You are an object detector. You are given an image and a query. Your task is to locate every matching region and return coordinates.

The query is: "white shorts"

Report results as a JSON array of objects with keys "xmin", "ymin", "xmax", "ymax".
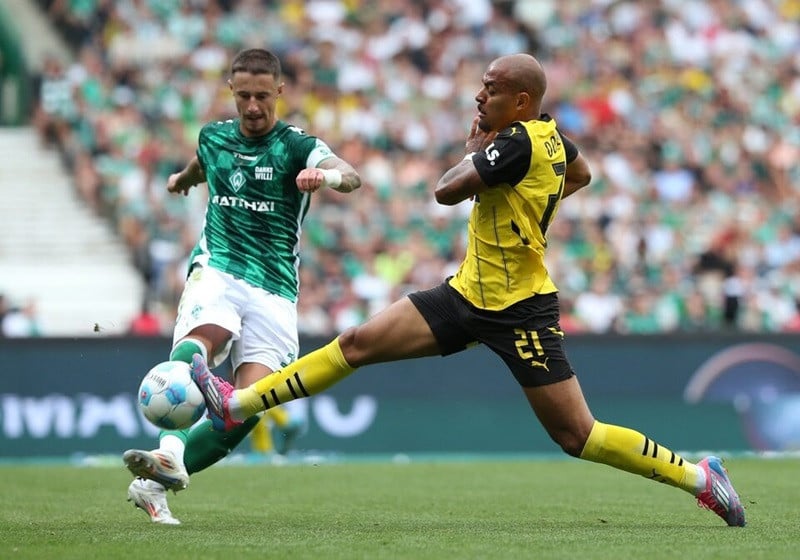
[{"xmin": 173, "ymin": 265, "xmax": 299, "ymax": 371}]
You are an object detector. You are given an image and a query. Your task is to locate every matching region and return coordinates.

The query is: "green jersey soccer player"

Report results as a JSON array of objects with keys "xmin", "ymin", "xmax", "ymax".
[{"xmin": 124, "ymin": 48, "xmax": 360, "ymax": 524}]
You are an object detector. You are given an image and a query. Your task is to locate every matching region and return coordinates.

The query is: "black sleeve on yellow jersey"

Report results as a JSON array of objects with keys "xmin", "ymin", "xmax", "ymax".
[
  {"xmin": 472, "ymin": 125, "xmax": 532, "ymax": 188},
  {"xmin": 559, "ymin": 130, "xmax": 579, "ymax": 164}
]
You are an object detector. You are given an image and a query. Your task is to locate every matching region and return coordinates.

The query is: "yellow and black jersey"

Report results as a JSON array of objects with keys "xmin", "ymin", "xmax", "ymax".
[{"xmin": 448, "ymin": 115, "xmax": 578, "ymax": 310}]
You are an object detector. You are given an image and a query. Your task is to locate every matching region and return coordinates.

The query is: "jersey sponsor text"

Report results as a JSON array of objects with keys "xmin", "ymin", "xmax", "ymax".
[{"xmin": 211, "ymin": 195, "xmax": 276, "ymax": 212}]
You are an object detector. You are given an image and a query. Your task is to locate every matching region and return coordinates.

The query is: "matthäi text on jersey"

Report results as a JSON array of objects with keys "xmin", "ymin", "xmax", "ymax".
[{"xmin": 211, "ymin": 195, "xmax": 276, "ymax": 212}]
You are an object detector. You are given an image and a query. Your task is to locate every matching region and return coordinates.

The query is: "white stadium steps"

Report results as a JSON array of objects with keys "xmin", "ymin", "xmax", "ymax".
[
  {"xmin": 3, "ymin": 0, "xmax": 72, "ymax": 71},
  {"xmin": 0, "ymin": 127, "xmax": 145, "ymax": 336}
]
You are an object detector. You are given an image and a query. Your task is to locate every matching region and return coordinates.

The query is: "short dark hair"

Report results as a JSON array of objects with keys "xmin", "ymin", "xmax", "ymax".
[{"xmin": 230, "ymin": 48, "xmax": 281, "ymax": 78}]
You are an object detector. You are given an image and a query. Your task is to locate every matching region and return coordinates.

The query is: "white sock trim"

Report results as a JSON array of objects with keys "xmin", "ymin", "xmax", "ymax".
[
  {"xmin": 693, "ymin": 464, "xmax": 708, "ymax": 496},
  {"xmin": 159, "ymin": 434, "xmax": 186, "ymax": 465}
]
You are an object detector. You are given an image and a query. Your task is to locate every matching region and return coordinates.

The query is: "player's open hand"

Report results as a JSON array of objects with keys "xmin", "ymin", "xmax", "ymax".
[{"xmin": 167, "ymin": 172, "xmax": 193, "ymax": 196}]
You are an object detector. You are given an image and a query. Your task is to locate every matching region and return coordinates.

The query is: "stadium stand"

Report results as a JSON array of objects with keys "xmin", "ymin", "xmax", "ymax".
[
  {"xmin": 0, "ymin": 128, "xmax": 145, "ymax": 336},
  {"xmin": 11, "ymin": 0, "xmax": 800, "ymax": 336},
  {"xmin": 2, "ymin": 0, "xmax": 68, "ymax": 75}
]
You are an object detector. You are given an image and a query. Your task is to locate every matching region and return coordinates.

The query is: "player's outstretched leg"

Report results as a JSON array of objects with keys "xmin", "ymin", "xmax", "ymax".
[
  {"xmin": 695, "ymin": 456, "xmax": 746, "ymax": 527},
  {"xmin": 190, "ymin": 353, "xmax": 241, "ymax": 431},
  {"xmin": 123, "ymin": 448, "xmax": 189, "ymax": 491},
  {"xmin": 127, "ymin": 478, "xmax": 181, "ymax": 525}
]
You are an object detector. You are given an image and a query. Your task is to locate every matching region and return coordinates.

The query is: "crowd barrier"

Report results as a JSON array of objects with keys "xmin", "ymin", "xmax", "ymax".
[{"xmin": 2, "ymin": 333, "xmax": 799, "ymax": 458}]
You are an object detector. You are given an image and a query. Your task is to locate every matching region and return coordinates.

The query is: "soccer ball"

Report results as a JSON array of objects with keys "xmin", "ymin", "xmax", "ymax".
[{"xmin": 138, "ymin": 361, "xmax": 206, "ymax": 430}]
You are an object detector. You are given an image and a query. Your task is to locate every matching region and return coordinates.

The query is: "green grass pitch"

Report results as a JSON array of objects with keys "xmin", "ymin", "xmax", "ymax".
[{"xmin": 1, "ymin": 456, "xmax": 796, "ymax": 559}]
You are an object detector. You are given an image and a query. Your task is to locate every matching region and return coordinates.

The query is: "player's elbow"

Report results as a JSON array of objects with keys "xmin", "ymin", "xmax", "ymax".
[
  {"xmin": 566, "ymin": 155, "xmax": 592, "ymax": 188},
  {"xmin": 341, "ymin": 170, "xmax": 362, "ymax": 193},
  {"xmin": 575, "ymin": 168, "xmax": 591, "ymax": 188},
  {"xmin": 434, "ymin": 184, "xmax": 461, "ymax": 206},
  {"xmin": 568, "ymin": 165, "xmax": 591, "ymax": 188},
  {"xmin": 435, "ymin": 176, "xmax": 476, "ymax": 205}
]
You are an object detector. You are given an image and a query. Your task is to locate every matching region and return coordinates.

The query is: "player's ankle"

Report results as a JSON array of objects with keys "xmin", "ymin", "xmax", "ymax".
[{"xmin": 229, "ymin": 390, "xmax": 246, "ymax": 422}]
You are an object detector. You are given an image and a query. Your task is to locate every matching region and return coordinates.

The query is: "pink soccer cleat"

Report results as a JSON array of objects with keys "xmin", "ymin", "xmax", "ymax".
[
  {"xmin": 189, "ymin": 353, "xmax": 242, "ymax": 431},
  {"xmin": 696, "ymin": 456, "xmax": 746, "ymax": 527}
]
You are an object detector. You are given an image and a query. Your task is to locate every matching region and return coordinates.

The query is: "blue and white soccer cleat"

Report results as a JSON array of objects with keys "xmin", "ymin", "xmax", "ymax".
[
  {"xmin": 123, "ymin": 448, "xmax": 189, "ymax": 492},
  {"xmin": 190, "ymin": 353, "xmax": 241, "ymax": 431},
  {"xmin": 696, "ymin": 456, "xmax": 746, "ymax": 527}
]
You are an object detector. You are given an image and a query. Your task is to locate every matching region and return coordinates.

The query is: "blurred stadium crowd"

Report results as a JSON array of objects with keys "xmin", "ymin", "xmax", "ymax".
[{"xmin": 27, "ymin": 0, "xmax": 800, "ymax": 337}]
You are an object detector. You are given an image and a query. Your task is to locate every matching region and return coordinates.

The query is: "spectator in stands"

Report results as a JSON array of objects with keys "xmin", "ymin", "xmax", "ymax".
[
  {"xmin": 573, "ymin": 273, "xmax": 623, "ymax": 334},
  {"xmin": 31, "ymin": 54, "xmax": 73, "ymax": 150},
  {"xmin": 782, "ymin": 298, "xmax": 800, "ymax": 333},
  {"xmin": 1, "ymin": 298, "xmax": 42, "ymax": 338},
  {"xmin": 127, "ymin": 299, "xmax": 163, "ymax": 337}
]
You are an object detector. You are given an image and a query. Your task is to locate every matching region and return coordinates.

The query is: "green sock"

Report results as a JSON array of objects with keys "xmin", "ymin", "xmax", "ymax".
[
  {"xmin": 158, "ymin": 429, "xmax": 189, "ymax": 445},
  {"xmin": 170, "ymin": 338, "xmax": 207, "ymax": 363},
  {"xmin": 183, "ymin": 416, "xmax": 261, "ymax": 474}
]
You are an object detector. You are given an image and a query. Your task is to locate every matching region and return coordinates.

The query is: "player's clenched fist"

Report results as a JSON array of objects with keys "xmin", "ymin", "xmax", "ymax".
[
  {"xmin": 296, "ymin": 168, "xmax": 342, "ymax": 192},
  {"xmin": 296, "ymin": 168, "xmax": 325, "ymax": 192}
]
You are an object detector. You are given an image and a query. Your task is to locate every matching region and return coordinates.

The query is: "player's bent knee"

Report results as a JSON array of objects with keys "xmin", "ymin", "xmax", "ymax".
[
  {"xmin": 548, "ymin": 430, "xmax": 589, "ymax": 458},
  {"xmin": 337, "ymin": 328, "xmax": 367, "ymax": 367}
]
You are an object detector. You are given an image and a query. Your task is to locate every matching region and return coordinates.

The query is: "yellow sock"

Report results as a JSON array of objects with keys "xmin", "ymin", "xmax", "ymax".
[
  {"xmin": 579, "ymin": 421, "xmax": 701, "ymax": 494},
  {"xmin": 250, "ymin": 414, "xmax": 273, "ymax": 453},
  {"xmin": 235, "ymin": 338, "xmax": 355, "ymax": 419},
  {"xmin": 265, "ymin": 406, "xmax": 290, "ymax": 428}
]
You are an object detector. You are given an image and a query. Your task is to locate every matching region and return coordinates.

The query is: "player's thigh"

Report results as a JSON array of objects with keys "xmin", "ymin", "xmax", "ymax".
[
  {"xmin": 341, "ymin": 296, "xmax": 440, "ymax": 367},
  {"xmin": 173, "ymin": 266, "xmax": 242, "ymax": 366},
  {"xmin": 235, "ymin": 362, "xmax": 274, "ymax": 388},
  {"xmin": 232, "ymin": 288, "xmax": 299, "ymax": 376}
]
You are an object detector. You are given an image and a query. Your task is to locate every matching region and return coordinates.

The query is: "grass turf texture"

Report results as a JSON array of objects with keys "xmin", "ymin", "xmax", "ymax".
[{"xmin": 0, "ymin": 457, "xmax": 795, "ymax": 560}]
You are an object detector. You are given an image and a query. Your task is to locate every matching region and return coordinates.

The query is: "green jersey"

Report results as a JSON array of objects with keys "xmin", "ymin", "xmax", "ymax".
[{"xmin": 189, "ymin": 119, "xmax": 334, "ymax": 302}]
